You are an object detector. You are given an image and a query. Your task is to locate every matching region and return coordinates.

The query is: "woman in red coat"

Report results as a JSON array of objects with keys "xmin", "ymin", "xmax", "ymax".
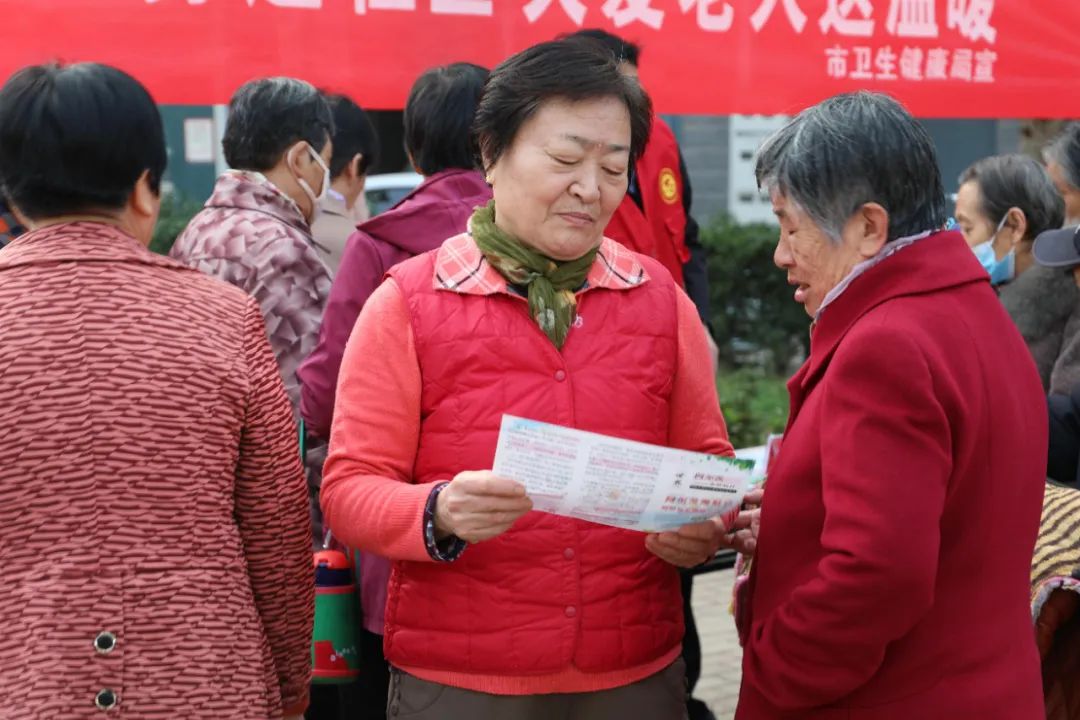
[
  {"xmin": 0, "ymin": 63, "xmax": 313, "ymax": 718},
  {"xmin": 735, "ymin": 92, "xmax": 1047, "ymax": 719}
]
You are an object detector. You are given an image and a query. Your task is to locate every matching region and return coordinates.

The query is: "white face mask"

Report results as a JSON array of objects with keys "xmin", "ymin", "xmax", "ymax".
[{"xmin": 295, "ymin": 143, "xmax": 330, "ymax": 215}]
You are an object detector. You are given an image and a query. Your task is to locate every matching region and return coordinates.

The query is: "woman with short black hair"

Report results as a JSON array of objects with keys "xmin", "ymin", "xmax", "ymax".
[
  {"xmin": 404, "ymin": 62, "xmax": 489, "ymax": 175},
  {"xmin": 320, "ymin": 38, "xmax": 739, "ymax": 720},
  {"xmin": 0, "ymin": 62, "xmax": 313, "ymax": 719}
]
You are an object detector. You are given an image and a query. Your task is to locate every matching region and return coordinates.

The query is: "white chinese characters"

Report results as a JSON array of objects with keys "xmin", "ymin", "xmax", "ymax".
[
  {"xmin": 680, "ymin": 0, "xmax": 733, "ymax": 31},
  {"xmin": 820, "ymin": 0, "xmax": 875, "ymax": 38},
  {"xmin": 817, "ymin": 0, "xmax": 999, "ymax": 85},
  {"xmin": 886, "ymin": 0, "xmax": 938, "ymax": 38},
  {"xmin": 948, "ymin": 0, "xmax": 997, "ymax": 43},
  {"xmin": 601, "ymin": 0, "xmax": 665, "ymax": 29},
  {"xmin": 750, "ymin": 0, "xmax": 809, "ymax": 33},
  {"xmin": 522, "ymin": 0, "xmax": 589, "ymax": 24},
  {"xmin": 431, "ymin": 0, "xmax": 492, "ymax": 15},
  {"xmin": 825, "ymin": 44, "xmax": 996, "ymax": 83}
]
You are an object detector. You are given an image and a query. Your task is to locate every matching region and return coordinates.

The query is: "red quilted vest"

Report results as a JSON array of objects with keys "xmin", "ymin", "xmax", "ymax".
[
  {"xmin": 383, "ymin": 244, "xmax": 684, "ymax": 676},
  {"xmin": 604, "ymin": 116, "xmax": 689, "ymax": 286}
]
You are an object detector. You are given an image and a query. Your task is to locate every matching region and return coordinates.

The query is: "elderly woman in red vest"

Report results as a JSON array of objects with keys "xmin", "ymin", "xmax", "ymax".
[{"xmin": 321, "ymin": 37, "xmax": 740, "ymax": 720}]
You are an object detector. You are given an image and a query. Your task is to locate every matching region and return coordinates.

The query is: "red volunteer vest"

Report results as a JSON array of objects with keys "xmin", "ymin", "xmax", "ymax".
[
  {"xmin": 383, "ymin": 245, "xmax": 684, "ymax": 676},
  {"xmin": 604, "ymin": 117, "xmax": 689, "ymax": 286}
]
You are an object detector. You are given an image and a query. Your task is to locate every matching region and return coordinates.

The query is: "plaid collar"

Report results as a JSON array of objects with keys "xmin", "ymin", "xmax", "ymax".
[{"xmin": 432, "ymin": 232, "xmax": 649, "ymax": 296}]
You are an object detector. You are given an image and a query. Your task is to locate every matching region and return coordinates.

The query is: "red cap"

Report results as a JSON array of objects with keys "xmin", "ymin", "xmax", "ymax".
[{"xmin": 313, "ymin": 549, "xmax": 350, "ymax": 570}]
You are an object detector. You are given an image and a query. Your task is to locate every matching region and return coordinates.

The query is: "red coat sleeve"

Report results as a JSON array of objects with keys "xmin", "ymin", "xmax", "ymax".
[
  {"xmin": 298, "ymin": 231, "xmax": 386, "ymax": 439},
  {"xmin": 744, "ymin": 323, "xmax": 951, "ymax": 709},
  {"xmin": 234, "ymin": 298, "xmax": 314, "ymax": 716}
]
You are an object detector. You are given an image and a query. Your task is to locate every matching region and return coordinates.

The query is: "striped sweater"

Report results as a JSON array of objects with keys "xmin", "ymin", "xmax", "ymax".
[{"xmin": 1031, "ymin": 482, "xmax": 1080, "ymax": 720}]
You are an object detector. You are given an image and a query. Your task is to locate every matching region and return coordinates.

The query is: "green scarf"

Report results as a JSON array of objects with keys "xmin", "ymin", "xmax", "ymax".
[{"xmin": 470, "ymin": 201, "xmax": 597, "ymax": 349}]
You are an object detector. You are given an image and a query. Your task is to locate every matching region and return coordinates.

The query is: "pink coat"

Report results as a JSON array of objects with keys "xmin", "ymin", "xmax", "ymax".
[{"xmin": 0, "ymin": 223, "xmax": 314, "ymax": 718}]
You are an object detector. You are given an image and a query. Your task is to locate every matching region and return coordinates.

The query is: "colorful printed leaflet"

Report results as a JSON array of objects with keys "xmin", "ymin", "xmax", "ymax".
[{"xmin": 492, "ymin": 415, "xmax": 752, "ymax": 533}]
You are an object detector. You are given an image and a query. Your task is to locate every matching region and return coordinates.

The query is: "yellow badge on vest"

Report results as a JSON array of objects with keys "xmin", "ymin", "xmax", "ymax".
[{"xmin": 659, "ymin": 168, "xmax": 679, "ymax": 205}]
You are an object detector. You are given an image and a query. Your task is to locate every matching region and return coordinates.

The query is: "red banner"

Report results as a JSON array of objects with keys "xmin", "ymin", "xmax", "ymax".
[{"xmin": 6, "ymin": 0, "xmax": 1079, "ymax": 118}]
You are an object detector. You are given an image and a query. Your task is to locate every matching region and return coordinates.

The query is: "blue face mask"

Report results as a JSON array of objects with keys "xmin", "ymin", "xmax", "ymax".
[{"xmin": 972, "ymin": 215, "xmax": 1015, "ymax": 285}]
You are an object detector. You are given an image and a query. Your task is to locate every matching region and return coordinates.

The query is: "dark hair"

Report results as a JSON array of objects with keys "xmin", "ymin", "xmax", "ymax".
[
  {"xmin": 404, "ymin": 63, "xmax": 488, "ymax": 176},
  {"xmin": 0, "ymin": 63, "xmax": 167, "ymax": 220},
  {"xmin": 223, "ymin": 77, "xmax": 333, "ymax": 172},
  {"xmin": 324, "ymin": 93, "xmax": 379, "ymax": 178},
  {"xmin": 474, "ymin": 37, "xmax": 653, "ymax": 170},
  {"xmin": 959, "ymin": 155, "xmax": 1065, "ymax": 241},
  {"xmin": 756, "ymin": 91, "xmax": 947, "ymax": 242},
  {"xmin": 1044, "ymin": 122, "xmax": 1080, "ymax": 192},
  {"xmin": 566, "ymin": 29, "xmax": 641, "ymax": 67}
]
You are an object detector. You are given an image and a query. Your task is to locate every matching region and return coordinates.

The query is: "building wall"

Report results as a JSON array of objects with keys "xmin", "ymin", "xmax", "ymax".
[
  {"xmin": 159, "ymin": 105, "xmax": 220, "ymax": 203},
  {"xmin": 671, "ymin": 115, "xmax": 730, "ymax": 224}
]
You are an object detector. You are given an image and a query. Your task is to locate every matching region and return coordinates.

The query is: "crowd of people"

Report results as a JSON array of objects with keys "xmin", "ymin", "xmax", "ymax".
[{"xmin": 0, "ymin": 26, "xmax": 1078, "ymax": 720}]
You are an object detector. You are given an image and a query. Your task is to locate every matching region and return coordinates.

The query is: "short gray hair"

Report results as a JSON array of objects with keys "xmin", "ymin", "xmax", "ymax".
[
  {"xmin": 958, "ymin": 154, "xmax": 1064, "ymax": 241},
  {"xmin": 755, "ymin": 91, "xmax": 947, "ymax": 242},
  {"xmin": 1043, "ymin": 122, "xmax": 1080, "ymax": 192}
]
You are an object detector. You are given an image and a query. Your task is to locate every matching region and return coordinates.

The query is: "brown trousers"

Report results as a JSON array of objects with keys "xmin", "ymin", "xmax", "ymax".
[{"xmin": 387, "ymin": 659, "xmax": 689, "ymax": 720}]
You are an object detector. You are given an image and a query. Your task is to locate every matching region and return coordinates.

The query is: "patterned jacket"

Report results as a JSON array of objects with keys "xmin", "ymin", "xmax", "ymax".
[
  {"xmin": 170, "ymin": 171, "xmax": 332, "ymax": 410},
  {"xmin": 0, "ymin": 222, "xmax": 313, "ymax": 718}
]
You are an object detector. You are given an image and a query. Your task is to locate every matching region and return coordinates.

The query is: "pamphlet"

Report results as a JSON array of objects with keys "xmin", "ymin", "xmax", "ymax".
[{"xmin": 492, "ymin": 415, "xmax": 754, "ymax": 533}]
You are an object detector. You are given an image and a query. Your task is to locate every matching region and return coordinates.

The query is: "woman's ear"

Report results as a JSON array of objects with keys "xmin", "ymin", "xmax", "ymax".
[
  {"xmin": 406, "ymin": 150, "xmax": 423, "ymax": 177},
  {"xmin": 478, "ymin": 140, "xmax": 495, "ymax": 185},
  {"xmin": 131, "ymin": 169, "xmax": 158, "ymax": 220},
  {"xmin": 348, "ymin": 154, "xmax": 363, "ymax": 181},
  {"xmin": 1006, "ymin": 207, "xmax": 1028, "ymax": 248},
  {"xmin": 285, "ymin": 140, "xmax": 309, "ymax": 176},
  {"xmin": 854, "ymin": 202, "xmax": 889, "ymax": 259}
]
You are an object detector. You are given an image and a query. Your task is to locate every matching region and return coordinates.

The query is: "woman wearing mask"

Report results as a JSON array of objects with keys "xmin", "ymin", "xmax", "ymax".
[
  {"xmin": 171, "ymin": 77, "xmax": 334, "ymax": 413},
  {"xmin": 171, "ymin": 77, "xmax": 336, "ymax": 549},
  {"xmin": 955, "ymin": 154, "xmax": 1072, "ymax": 390}
]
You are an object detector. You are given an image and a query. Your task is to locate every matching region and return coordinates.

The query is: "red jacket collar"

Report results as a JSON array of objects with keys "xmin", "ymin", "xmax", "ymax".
[{"xmin": 795, "ymin": 230, "xmax": 987, "ymax": 392}]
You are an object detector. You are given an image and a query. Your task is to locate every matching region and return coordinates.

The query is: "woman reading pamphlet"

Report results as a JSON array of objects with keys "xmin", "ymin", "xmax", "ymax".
[{"xmin": 320, "ymin": 37, "xmax": 754, "ymax": 720}]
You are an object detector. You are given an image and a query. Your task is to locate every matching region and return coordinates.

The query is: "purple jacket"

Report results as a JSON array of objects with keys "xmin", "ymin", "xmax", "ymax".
[
  {"xmin": 299, "ymin": 169, "xmax": 490, "ymax": 437},
  {"xmin": 298, "ymin": 168, "xmax": 490, "ymax": 635}
]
